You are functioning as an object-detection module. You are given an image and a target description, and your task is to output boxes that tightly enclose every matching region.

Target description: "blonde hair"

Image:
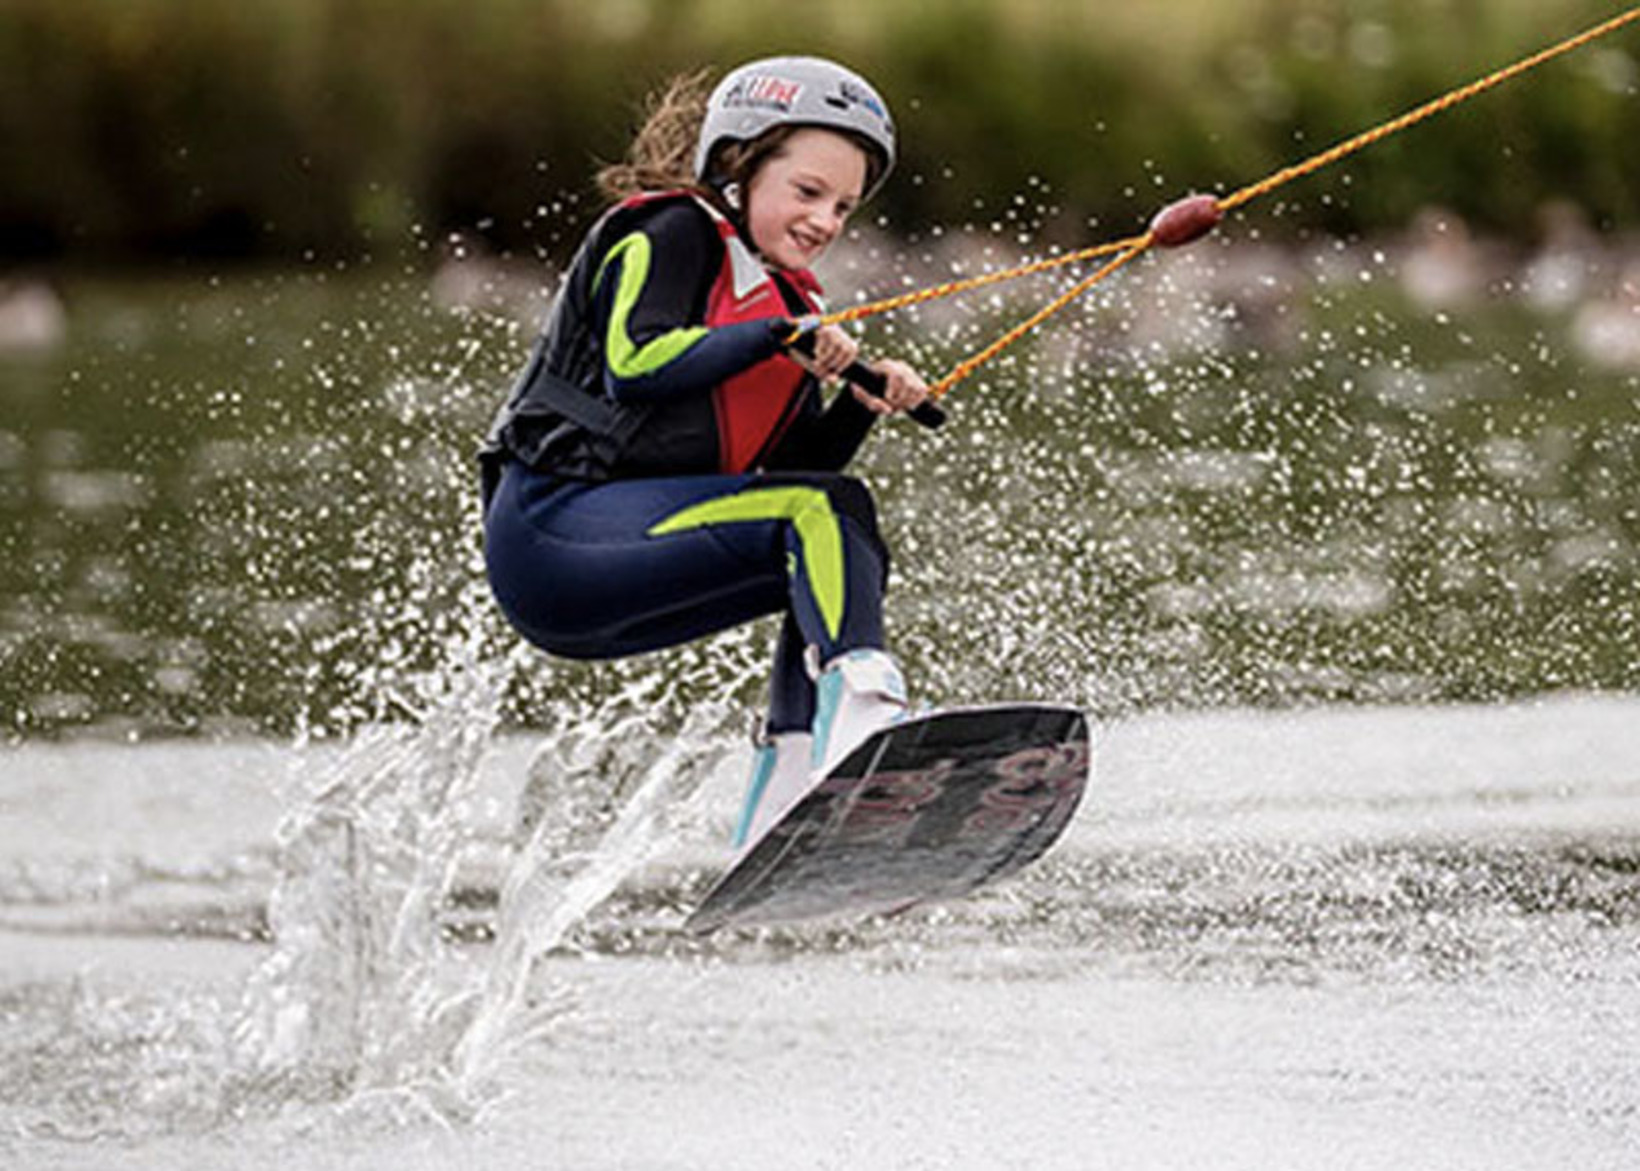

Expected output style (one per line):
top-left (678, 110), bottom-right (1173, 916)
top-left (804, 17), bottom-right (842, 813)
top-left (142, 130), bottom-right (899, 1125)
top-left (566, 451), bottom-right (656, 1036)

top-left (596, 68), bottom-right (887, 209)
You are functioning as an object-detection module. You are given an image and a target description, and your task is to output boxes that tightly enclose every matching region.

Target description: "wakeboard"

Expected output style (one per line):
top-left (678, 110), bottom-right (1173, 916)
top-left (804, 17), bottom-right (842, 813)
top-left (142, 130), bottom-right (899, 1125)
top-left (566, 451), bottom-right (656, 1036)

top-left (686, 703), bottom-right (1090, 934)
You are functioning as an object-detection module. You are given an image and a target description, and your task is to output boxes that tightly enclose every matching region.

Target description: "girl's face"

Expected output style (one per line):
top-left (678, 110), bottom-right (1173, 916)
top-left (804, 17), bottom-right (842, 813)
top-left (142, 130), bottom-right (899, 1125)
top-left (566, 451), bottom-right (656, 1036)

top-left (744, 128), bottom-right (868, 270)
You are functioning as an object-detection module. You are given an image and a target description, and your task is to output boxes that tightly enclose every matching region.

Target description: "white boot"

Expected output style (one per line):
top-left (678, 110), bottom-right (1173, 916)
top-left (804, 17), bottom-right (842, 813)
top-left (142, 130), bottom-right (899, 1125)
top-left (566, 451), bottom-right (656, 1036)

top-left (731, 731), bottom-right (814, 850)
top-left (811, 649), bottom-right (909, 779)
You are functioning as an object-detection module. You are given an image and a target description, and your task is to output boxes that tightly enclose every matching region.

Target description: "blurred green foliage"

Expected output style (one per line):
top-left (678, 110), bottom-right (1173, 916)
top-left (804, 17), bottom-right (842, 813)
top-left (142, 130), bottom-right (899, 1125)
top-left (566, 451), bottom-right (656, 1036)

top-left (3, 0), bottom-right (1639, 261)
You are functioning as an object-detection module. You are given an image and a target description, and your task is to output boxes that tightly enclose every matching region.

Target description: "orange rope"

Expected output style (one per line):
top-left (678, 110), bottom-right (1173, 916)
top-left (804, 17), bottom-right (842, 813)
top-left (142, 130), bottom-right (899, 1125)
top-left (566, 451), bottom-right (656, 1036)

top-left (932, 240), bottom-right (1152, 395)
top-left (820, 234), bottom-right (1148, 330)
top-left (817, 4), bottom-right (1640, 401)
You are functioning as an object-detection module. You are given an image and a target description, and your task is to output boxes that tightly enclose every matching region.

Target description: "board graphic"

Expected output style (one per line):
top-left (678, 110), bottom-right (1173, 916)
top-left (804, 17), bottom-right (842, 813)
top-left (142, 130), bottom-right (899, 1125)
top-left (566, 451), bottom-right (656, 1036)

top-left (688, 704), bottom-right (1090, 933)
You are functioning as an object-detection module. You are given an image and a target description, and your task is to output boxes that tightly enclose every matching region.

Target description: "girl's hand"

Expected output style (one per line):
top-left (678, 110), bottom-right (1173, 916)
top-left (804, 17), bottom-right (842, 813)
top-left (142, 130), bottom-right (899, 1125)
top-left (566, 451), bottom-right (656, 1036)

top-left (852, 358), bottom-right (930, 416)
top-left (789, 324), bottom-right (859, 382)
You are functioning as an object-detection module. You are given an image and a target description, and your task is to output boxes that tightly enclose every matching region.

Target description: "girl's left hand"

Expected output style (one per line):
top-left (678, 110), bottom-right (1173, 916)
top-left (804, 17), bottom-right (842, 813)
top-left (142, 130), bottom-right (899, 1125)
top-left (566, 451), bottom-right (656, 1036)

top-left (853, 358), bottom-right (930, 416)
top-left (789, 324), bottom-right (860, 382)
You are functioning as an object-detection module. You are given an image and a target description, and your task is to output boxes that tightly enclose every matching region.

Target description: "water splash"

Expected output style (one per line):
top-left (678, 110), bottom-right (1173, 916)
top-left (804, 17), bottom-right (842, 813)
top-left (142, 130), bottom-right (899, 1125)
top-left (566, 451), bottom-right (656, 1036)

top-left (451, 689), bottom-right (746, 1100)
top-left (226, 621), bottom-right (755, 1126)
top-left (230, 618), bottom-right (510, 1119)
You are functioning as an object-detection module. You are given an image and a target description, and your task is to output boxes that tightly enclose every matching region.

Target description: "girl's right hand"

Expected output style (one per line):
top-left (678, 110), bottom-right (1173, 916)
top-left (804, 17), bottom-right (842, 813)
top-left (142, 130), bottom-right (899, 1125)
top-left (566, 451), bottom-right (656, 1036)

top-left (853, 358), bottom-right (930, 416)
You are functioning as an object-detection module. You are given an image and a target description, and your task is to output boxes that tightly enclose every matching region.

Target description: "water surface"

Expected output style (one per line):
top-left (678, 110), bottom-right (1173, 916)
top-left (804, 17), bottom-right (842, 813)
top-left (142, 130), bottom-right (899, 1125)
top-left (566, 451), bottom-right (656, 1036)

top-left (3, 695), bottom-right (1638, 1168)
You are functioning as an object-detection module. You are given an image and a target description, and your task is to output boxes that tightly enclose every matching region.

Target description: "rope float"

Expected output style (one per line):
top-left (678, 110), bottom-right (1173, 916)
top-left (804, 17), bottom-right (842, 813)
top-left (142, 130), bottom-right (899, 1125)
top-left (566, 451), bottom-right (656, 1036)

top-left (805, 3), bottom-right (1640, 410)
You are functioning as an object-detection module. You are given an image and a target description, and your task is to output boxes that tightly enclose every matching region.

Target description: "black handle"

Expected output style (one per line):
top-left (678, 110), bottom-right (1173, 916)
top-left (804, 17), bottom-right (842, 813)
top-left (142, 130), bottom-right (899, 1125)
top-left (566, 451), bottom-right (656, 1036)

top-left (784, 327), bottom-right (947, 430)
top-left (838, 359), bottom-right (948, 429)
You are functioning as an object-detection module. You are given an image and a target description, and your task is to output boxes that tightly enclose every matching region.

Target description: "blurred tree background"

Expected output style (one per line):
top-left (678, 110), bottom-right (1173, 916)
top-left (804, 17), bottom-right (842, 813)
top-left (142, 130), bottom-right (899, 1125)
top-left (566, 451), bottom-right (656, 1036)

top-left (3, 0), bottom-right (1638, 265)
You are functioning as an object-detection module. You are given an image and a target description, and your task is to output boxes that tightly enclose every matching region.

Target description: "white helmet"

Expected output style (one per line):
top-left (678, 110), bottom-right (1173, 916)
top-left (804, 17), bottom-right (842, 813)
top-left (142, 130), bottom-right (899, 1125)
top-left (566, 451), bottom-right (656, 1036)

top-left (693, 56), bottom-right (896, 200)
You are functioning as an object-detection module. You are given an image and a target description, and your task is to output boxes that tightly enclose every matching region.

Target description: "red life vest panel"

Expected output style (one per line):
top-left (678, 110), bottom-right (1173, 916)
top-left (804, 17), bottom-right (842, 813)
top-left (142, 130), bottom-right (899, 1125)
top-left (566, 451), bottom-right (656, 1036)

top-left (619, 191), bottom-right (823, 473)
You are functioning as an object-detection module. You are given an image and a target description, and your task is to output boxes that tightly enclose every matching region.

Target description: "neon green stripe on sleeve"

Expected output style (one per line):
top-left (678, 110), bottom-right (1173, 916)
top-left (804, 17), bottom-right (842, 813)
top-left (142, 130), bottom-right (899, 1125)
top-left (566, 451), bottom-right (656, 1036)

top-left (596, 232), bottom-right (710, 380)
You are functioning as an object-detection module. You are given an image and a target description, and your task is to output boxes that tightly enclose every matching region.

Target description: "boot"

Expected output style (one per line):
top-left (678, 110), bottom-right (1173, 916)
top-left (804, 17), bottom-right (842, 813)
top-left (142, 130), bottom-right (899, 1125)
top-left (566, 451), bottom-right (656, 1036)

top-left (731, 731), bottom-right (814, 850)
top-left (811, 649), bottom-right (909, 779)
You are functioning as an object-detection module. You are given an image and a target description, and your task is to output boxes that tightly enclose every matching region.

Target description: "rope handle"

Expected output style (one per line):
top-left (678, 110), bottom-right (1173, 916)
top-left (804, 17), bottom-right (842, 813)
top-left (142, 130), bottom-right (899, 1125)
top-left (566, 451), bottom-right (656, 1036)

top-left (784, 320), bottom-right (947, 428)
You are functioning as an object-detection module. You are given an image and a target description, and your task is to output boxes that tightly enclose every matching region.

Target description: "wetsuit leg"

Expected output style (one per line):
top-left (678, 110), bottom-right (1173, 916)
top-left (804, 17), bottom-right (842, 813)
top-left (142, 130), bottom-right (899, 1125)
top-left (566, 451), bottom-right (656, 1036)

top-left (484, 463), bottom-right (889, 688)
top-left (765, 612), bottom-right (814, 736)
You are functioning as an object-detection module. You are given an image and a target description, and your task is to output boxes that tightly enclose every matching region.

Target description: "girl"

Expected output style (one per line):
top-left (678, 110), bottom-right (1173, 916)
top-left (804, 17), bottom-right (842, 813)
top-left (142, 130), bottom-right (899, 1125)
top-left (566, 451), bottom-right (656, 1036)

top-left (480, 57), bottom-right (930, 850)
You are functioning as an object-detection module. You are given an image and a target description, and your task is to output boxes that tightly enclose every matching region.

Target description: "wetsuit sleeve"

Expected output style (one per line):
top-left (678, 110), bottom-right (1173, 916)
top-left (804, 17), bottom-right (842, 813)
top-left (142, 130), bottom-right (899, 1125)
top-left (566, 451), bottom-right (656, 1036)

top-left (592, 204), bottom-right (783, 404)
top-left (763, 386), bottom-right (879, 472)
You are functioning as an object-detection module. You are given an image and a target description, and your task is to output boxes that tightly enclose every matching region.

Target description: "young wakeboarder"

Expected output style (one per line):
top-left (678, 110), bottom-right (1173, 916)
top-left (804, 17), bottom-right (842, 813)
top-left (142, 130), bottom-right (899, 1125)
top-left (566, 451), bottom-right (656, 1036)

top-left (480, 57), bottom-right (930, 850)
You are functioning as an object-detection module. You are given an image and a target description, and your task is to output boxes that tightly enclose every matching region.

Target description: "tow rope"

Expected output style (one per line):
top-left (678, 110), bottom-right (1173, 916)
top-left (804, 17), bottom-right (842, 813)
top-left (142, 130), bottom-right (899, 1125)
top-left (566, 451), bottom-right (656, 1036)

top-left (807, 4), bottom-right (1640, 405)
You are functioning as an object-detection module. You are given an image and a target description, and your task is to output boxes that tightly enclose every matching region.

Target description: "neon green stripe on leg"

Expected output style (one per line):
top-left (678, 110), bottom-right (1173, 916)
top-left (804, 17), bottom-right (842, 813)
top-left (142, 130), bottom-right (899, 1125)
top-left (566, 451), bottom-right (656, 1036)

top-left (647, 487), bottom-right (846, 640)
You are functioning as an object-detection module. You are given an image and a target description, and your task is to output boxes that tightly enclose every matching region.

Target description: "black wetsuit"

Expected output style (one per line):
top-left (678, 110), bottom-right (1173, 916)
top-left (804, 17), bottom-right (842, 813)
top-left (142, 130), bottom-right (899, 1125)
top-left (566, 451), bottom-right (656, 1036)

top-left (481, 193), bottom-right (892, 735)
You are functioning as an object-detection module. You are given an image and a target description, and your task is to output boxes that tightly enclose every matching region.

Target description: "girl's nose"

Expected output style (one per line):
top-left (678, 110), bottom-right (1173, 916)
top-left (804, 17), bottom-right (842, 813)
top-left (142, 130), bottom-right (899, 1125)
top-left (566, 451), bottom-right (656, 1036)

top-left (812, 207), bottom-right (844, 238)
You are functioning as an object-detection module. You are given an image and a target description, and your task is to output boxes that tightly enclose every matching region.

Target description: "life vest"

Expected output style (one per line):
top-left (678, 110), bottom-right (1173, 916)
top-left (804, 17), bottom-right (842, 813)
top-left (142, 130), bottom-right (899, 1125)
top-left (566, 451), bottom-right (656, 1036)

top-left (688, 195), bottom-right (826, 474)
top-left (479, 190), bottom-right (823, 496)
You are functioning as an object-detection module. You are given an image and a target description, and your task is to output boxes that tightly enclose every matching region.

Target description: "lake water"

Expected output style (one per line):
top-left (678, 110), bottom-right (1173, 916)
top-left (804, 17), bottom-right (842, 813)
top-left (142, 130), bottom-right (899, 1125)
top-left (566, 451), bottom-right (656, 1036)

top-left (3, 694), bottom-right (1638, 1168)
top-left (3, 228), bottom-right (1639, 738)
top-left (3, 226), bottom-right (1640, 1165)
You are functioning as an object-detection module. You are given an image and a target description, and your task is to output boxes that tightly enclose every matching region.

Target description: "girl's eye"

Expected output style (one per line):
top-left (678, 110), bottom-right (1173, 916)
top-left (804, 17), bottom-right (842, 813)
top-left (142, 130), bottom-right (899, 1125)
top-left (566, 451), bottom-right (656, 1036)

top-left (796, 184), bottom-right (822, 200)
